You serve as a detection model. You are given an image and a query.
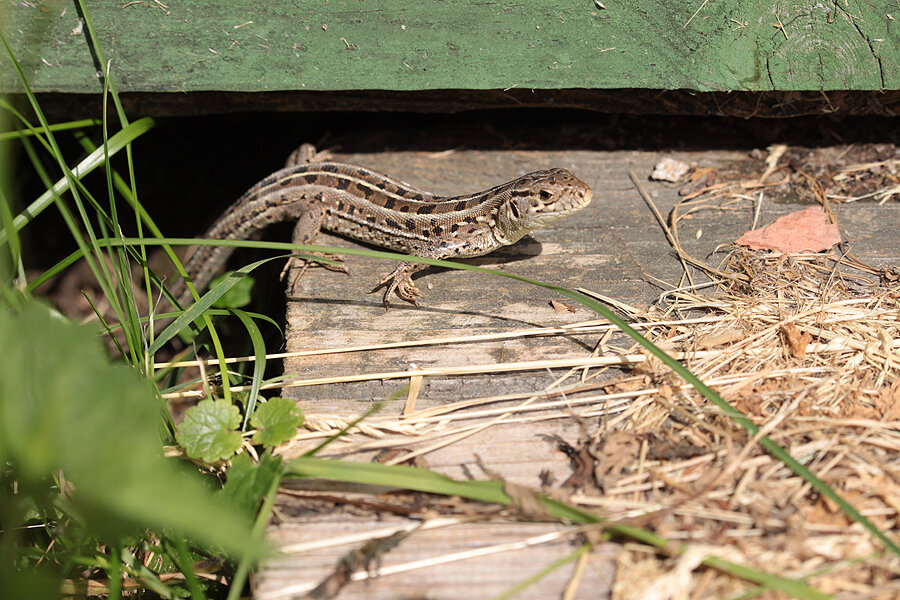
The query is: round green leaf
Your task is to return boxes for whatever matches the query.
[176,399,242,462]
[250,397,303,448]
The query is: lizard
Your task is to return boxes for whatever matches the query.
[172,145,593,308]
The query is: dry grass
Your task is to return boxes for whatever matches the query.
[600,247,900,599]
[596,146,900,598]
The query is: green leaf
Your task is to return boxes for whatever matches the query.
[0,303,254,556]
[219,452,282,520]
[250,397,303,447]
[210,271,254,308]
[176,399,242,463]
[284,457,511,504]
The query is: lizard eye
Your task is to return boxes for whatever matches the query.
[539,190,553,201]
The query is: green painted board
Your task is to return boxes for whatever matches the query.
[1,1,896,94]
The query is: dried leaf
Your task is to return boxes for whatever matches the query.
[549,299,576,314]
[591,432,640,493]
[678,168,718,196]
[558,439,596,491]
[780,323,812,358]
[876,379,900,421]
[735,207,841,253]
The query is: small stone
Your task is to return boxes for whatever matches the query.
[650,158,691,182]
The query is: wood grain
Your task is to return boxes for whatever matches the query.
[3,2,895,94]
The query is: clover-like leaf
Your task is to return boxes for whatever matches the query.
[250,397,303,448]
[176,399,242,462]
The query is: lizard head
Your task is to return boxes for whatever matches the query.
[496,168,593,244]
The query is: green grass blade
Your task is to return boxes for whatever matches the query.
[81,290,128,358]
[284,457,511,503]
[0,117,154,247]
[491,544,589,600]
[703,556,829,599]
[168,538,207,600]
[283,458,828,598]
[107,542,124,600]
[0,118,100,142]
[238,310,281,335]
[149,255,286,355]
[98,61,133,345]
[225,467,279,600]
[73,0,131,129]
[231,308,266,431]
[0,187,21,284]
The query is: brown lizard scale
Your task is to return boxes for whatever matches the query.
[175,148,593,307]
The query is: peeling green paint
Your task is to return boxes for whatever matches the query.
[1,1,896,93]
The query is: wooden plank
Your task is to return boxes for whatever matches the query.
[260,143,900,597]
[2,1,896,94]
[258,518,619,600]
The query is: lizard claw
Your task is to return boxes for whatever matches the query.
[281,253,349,297]
[280,256,305,281]
[373,263,425,307]
[281,253,348,280]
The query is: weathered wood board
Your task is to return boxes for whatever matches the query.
[258,143,899,599]
[2,1,896,94]
[260,518,620,600]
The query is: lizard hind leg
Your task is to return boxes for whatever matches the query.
[284,143,333,168]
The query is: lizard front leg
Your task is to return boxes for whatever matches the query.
[374,261,429,306]
[374,236,490,307]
